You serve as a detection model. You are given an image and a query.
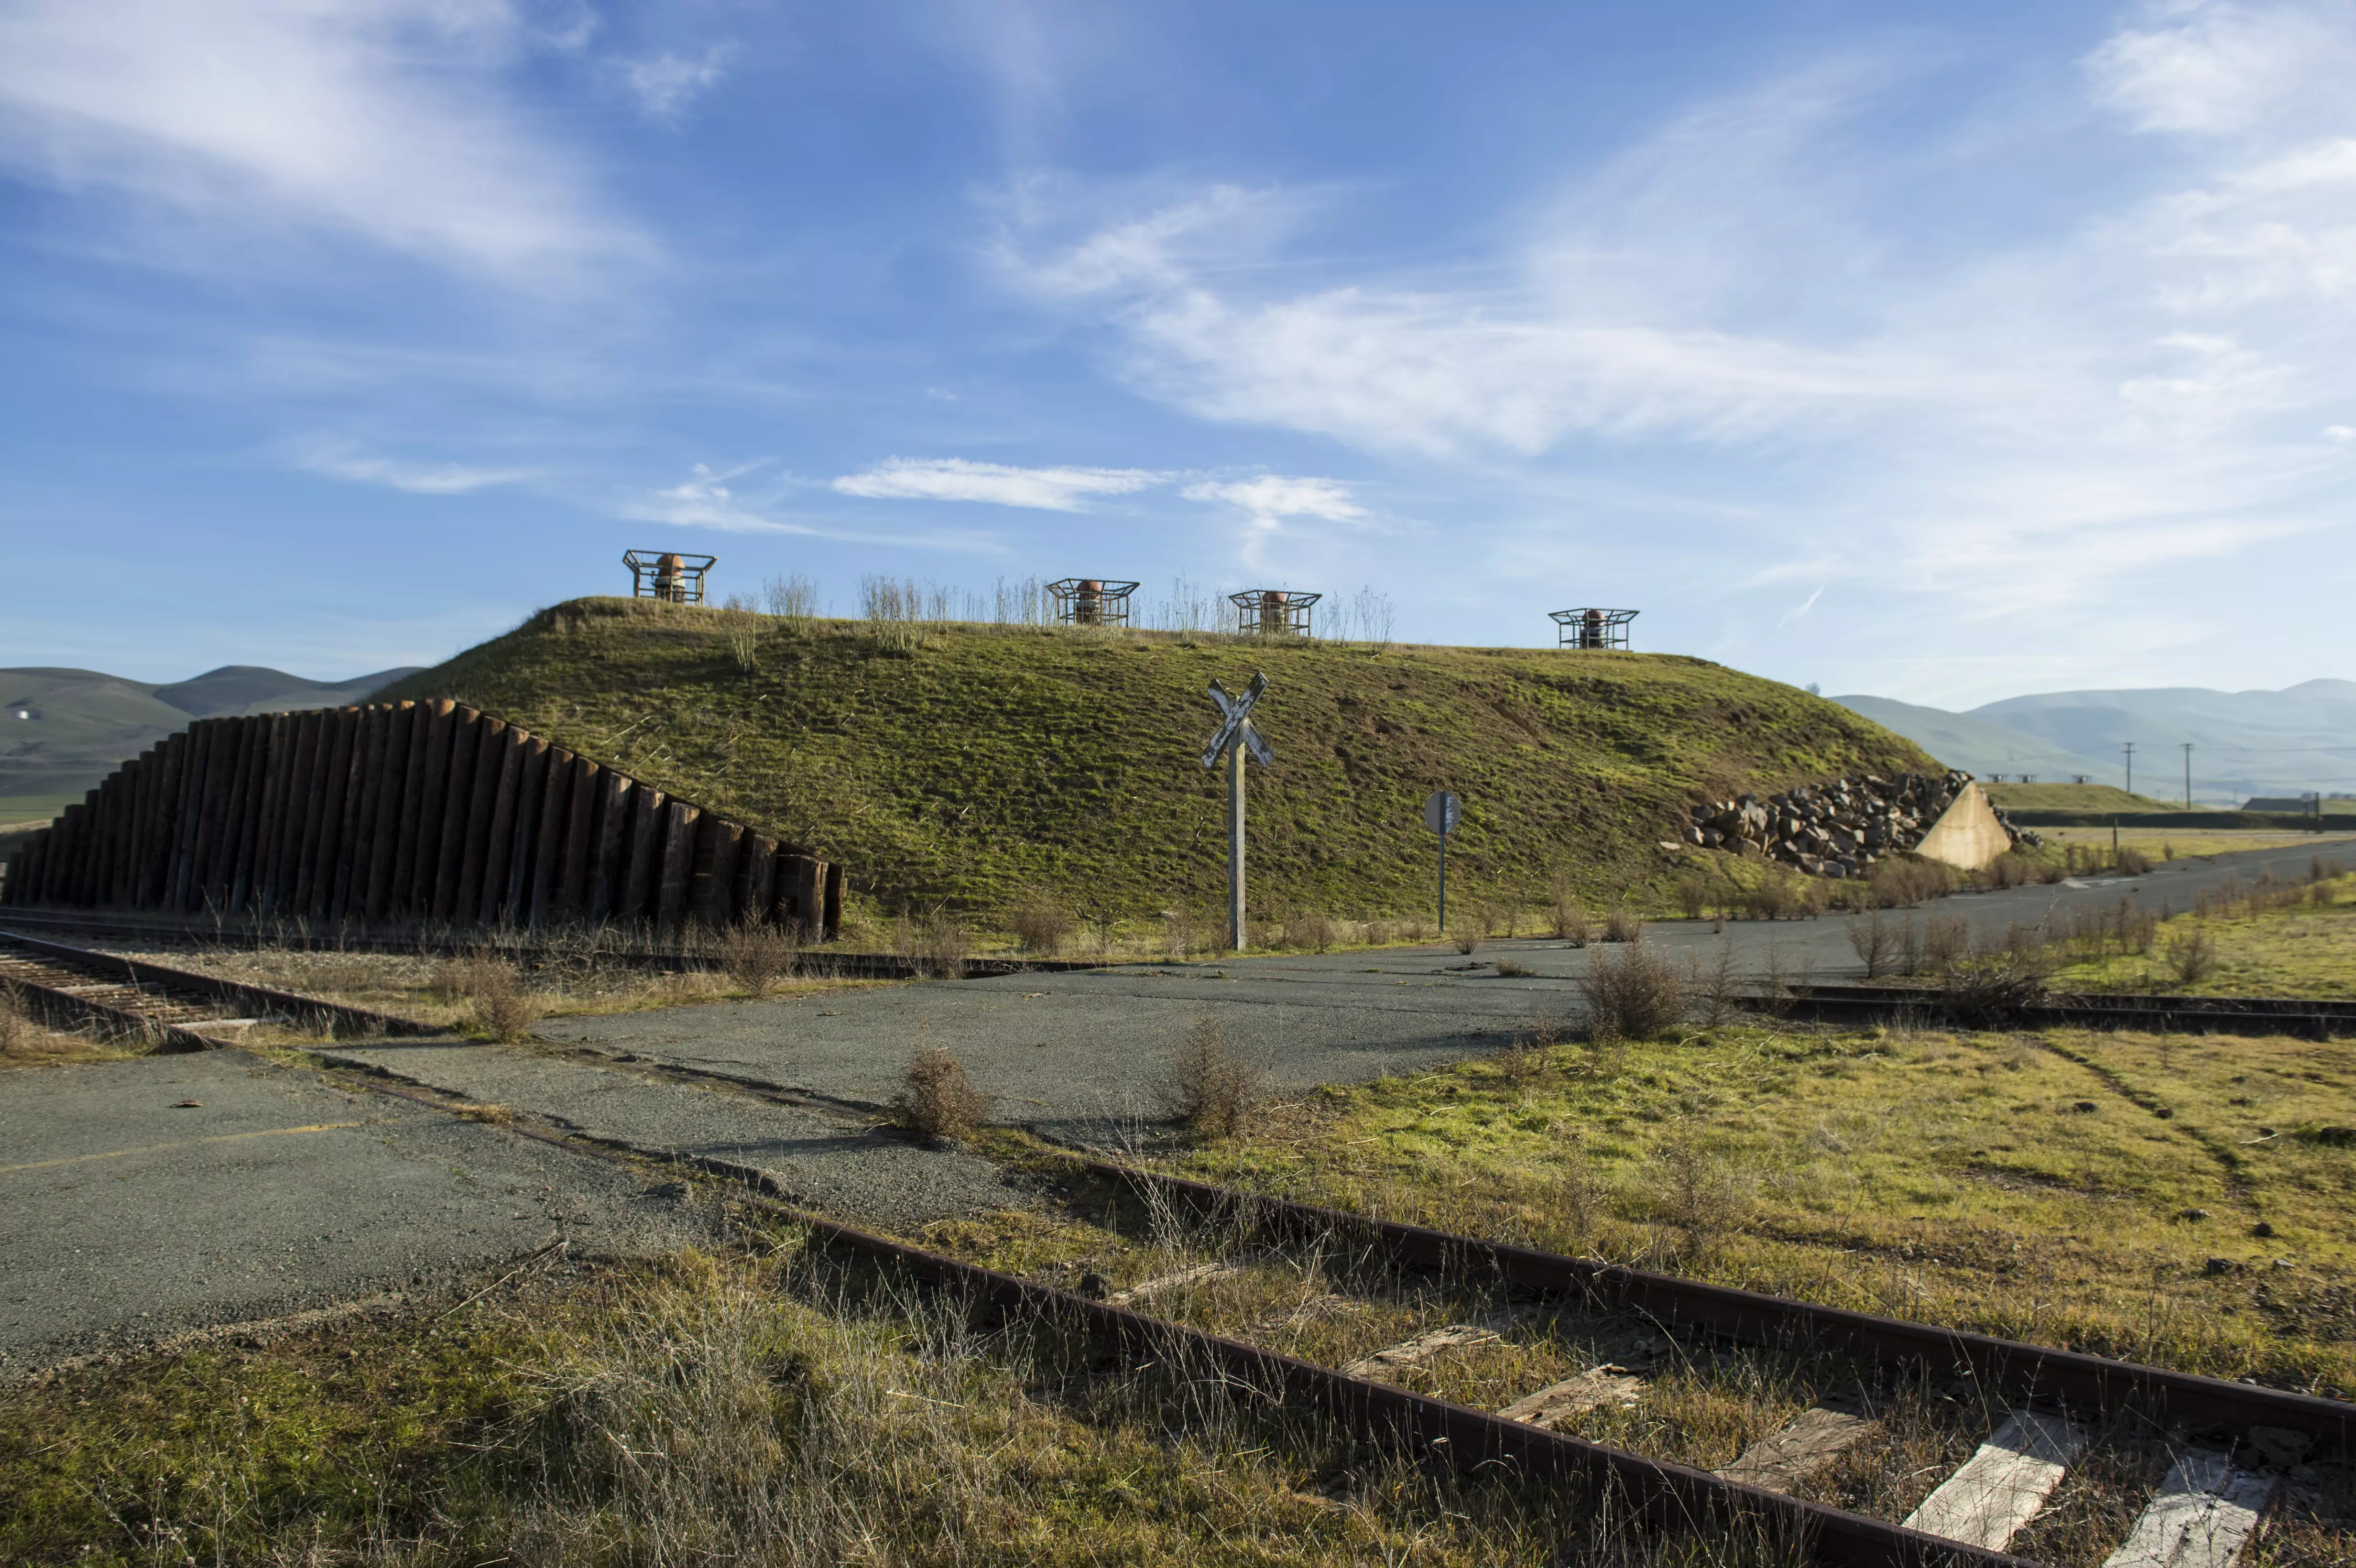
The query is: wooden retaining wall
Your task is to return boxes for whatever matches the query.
[0,701,841,939]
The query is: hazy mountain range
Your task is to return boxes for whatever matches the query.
[2,665,420,815]
[1836,682,2356,805]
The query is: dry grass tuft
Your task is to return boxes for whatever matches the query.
[717,919,800,994]
[893,1044,991,1140]
[1164,1016,1262,1137]
[466,960,544,1043]
[1010,897,1074,956]
[1577,945,1686,1041]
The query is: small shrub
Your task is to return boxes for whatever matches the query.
[1545,880,1583,941]
[469,961,542,1043]
[1554,1147,1604,1253]
[894,1045,990,1140]
[1648,1136,1748,1256]
[724,620,761,674]
[1923,914,1971,971]
[1602,904,1645,944]
[1847,911,1896,979]
[1578,945,1686,1040]
[1452,927,1483,956]
[1675,874,1709,920]
[762,572,821,629]
[1986,853,2036,890]
[1936,956,2048,1028]
[1494,958,1535,978]
[1868,858,1952,908]
[2163,926,2218,986]
[1287,908,1339,953]
[896,910,969,980]
[1010,899,1074,956]
[716,920,797,994]
[1685,940,1741,1028]
[1163,1017,1261,1136]
[2116,846,2153,877]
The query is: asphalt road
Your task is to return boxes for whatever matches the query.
[557,836,2351,1142]
[0,1050,698,1372]
[5,837,2339,1374]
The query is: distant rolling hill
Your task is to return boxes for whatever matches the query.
[1,664,421,818]
[1836,681,2356,805]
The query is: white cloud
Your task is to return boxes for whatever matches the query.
[627,463,1006,550]
[2328,423,2356,440]
[1181,475,1364,531]
[993,18,2356,632]
[0,0,644,280]
[830,456,1167,511]
[2085,0,2356,137]
[618,46,734,120]
[294,443,534,494]
[632,461,812,534]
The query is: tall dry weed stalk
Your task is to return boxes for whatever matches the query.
[1550,876,1591,947]
[717,919,799,994]
[762,572,822,628]
[0,982,33,1054]
[1602,904,1645,944]
[1009,898,1073,956]
[463,959,542,1043]
[894,1044,990,1140]
[1164,1017,1261,1136]
[1578,945,1686,1041]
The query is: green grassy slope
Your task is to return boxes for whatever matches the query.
[1981,782,2180,813]
[378,598,1937,920]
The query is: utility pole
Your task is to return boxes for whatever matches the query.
[2182,742,2193,809]
[2122,741,2135,797]
[1198,673,1271,952]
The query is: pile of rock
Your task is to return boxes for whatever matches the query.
[1681,770,2038,879]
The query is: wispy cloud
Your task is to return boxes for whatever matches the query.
[993,4,2356,634]
[293,442,535,495]
[830,456,1167,511]
[0,0,646,281]
[1181,474,1364,531]
[628,463,1004,549]
[617,45,735,120]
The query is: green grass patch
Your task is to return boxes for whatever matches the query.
[377,598,1932,926]
[2051,870,2356,997]
[1172,1022,2356,1397]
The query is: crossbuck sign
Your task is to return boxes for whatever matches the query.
[1199,673,1272,951]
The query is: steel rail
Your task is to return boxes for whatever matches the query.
[307,1054,2028,1568]
[0,907,1101,980]
[0,964,223,1053]
[1773,980,2355,1036]
[1070,1157,2355,1460]
[641,1144,2037,1568]
[0,929,440,1042]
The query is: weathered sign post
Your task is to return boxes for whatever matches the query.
[1200,673,1272,952]
[1423,788,1461,933]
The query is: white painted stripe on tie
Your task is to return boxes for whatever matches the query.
[2100,1450,2274,1568]
[1902,1409,2088,1550]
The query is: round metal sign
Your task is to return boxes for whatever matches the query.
[1422,789,1461,835]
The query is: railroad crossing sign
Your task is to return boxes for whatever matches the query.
[1423,789,1460,836]
[1200,673,1273,770]
[1199,673,1272,952]
[1423,789,1461,932]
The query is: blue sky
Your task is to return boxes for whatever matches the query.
[1,0,2351,706]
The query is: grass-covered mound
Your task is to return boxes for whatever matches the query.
[379,598,1933,921]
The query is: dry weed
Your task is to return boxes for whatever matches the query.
[1577,945,1685,1040]
[894,1044,990,1140]
[469,961,543,1043]
[1010,898,1074,956]
[1163,1016,1261,1137]
[717,919,799,994]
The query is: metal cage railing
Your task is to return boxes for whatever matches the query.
[1548,607,1637,650]
[624,550,716,604]
[1230,588,1321,638]
[1046,577,1139,627]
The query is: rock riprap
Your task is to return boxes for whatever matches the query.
[1682,770,2039,879]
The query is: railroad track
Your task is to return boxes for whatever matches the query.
[0,929,439,1048]
[316,1034,2349,1568]
[0,906,1102,981]
[20,938,2345,1563]
[1778,981,2356,1038]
